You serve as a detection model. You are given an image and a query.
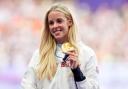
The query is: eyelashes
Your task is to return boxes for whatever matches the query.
[48,18,63,25]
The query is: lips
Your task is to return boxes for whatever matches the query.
[52,27,63,35]
[50,27,63,37]
[53,30,61,36]
[53,29,62,33]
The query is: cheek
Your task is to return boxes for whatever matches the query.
[64,24,70,32]
[49,25,52,30]
[49,29,53,35]
[49,25,53,31]
[49,28,53,35]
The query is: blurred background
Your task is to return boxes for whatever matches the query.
[0,0,128,89]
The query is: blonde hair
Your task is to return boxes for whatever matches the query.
[36,4,79,80]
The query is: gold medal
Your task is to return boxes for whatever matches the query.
[61,42,75,53]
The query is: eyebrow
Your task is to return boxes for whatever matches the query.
[48,17,64,20]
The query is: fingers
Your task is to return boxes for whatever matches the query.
[66,50,78,56]
[70,60,80,69]
[66,55,80,69]
[64,50,80,69]
[67,55,77,62]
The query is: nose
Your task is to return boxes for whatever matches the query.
[53,22,58,28]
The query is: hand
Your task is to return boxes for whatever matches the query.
[65,50,80,69]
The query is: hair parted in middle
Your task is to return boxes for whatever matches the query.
[36,4,79,80]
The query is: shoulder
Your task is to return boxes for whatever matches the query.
[77,41,98,68]
[28,49,40,68]
[77,41,96,57]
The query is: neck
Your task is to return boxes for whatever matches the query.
[56,40,69,44]
[56,39,68,44]
[56,35,69,44]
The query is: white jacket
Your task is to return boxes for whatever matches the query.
[21,42,99,89]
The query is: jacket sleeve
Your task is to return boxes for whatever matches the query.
[20,50,39,89]
[76,45,100,89]
[21,68,37,89]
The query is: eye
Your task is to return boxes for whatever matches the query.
[56,18,63,24]
[48,20,54,25]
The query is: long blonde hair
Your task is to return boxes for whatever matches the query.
[36,4,79,80]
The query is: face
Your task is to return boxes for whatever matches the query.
[48,10,71,44]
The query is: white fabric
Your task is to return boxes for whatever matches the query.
[21,42,100,89]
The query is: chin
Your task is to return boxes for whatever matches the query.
[55,37,62,40]
[55,37,63,41]
[54,35,62,39]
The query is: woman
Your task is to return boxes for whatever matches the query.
[21,4,99,89]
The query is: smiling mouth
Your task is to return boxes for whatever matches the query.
[54,31,61,36]
[53,29,62,33]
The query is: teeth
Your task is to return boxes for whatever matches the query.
[54,29,61,33]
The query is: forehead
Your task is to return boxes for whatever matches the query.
[48,10,66,20]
